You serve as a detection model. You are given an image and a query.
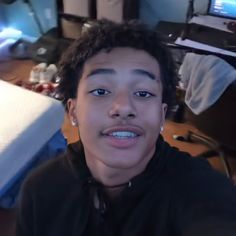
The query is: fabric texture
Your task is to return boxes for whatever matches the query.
[0,130,66,209]
[16,136,236,236]
[0,80,65,197]
[179,53,236,114]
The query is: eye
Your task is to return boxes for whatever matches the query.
[90,88,110,96]
[135,91,155,98]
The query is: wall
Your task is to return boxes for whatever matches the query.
[0,5,7,30]
[1,0,210,38]
[140,0,209,27]
[1,0,57,39]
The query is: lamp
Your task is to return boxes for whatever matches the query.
[1,0,73,63]
[0,0,44,59]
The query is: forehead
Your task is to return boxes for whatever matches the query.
[82,47,161,77]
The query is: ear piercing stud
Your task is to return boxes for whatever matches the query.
[160,126,164,132]
[71,119,78,126]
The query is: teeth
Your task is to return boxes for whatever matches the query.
[110,131,137,138]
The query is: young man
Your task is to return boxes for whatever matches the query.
[16,21,236,236]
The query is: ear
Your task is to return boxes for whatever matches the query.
[160,103,168,129]
[67,99,78,126]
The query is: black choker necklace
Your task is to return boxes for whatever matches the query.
[87,178,132,189]
[102,181,132,189]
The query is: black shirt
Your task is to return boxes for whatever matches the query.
[16,136,236,236]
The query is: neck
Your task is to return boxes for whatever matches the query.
[103,181,131,200]
[87,162,134,187]
[83,146,156,194]
[87,177,131,199]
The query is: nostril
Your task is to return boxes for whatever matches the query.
[128,113,135,118]
[108,99,136,119]
[110,111,136,119]
[109,112,120,118]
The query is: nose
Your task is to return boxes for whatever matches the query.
[108,92,136,119]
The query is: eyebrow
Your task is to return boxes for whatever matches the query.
[132,69,156,80]
[87,68,157,80]
[87,68,115,77]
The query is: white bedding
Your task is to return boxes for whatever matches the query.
[0,80,65,195]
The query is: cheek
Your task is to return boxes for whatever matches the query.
[76,101,105,129]
[77,108,96,125]
[139,103,164,123]
[76,94,110,121]
[77,110,97,143]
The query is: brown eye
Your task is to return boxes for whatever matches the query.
[135,91,154,98]
[90,89,110,96]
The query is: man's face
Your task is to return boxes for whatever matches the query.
[68,47,167,174]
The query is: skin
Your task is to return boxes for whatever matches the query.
[68,47,167,189]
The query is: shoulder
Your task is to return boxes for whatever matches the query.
[159,142,236,232]
[162,142,236,205]
[21,141,85,196]
[20,155,70,197]
[169,157,236,234]
[160,139,212,175]
[160,139,236,192]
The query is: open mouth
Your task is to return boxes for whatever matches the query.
[101,127,142,148]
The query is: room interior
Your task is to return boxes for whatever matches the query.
[1,0,236,236]
[2,58,235,236]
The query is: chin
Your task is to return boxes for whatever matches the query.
[100,149,154,170]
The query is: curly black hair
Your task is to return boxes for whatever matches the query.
[57,20,178,116]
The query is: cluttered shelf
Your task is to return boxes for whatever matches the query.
[156,20,236,69]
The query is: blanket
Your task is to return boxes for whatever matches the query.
[179,53,236,114]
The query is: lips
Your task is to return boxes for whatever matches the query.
[101,126,143,148]
[102,125,143,137]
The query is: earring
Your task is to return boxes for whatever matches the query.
[160,126,164,132]
[71,119,78,127]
